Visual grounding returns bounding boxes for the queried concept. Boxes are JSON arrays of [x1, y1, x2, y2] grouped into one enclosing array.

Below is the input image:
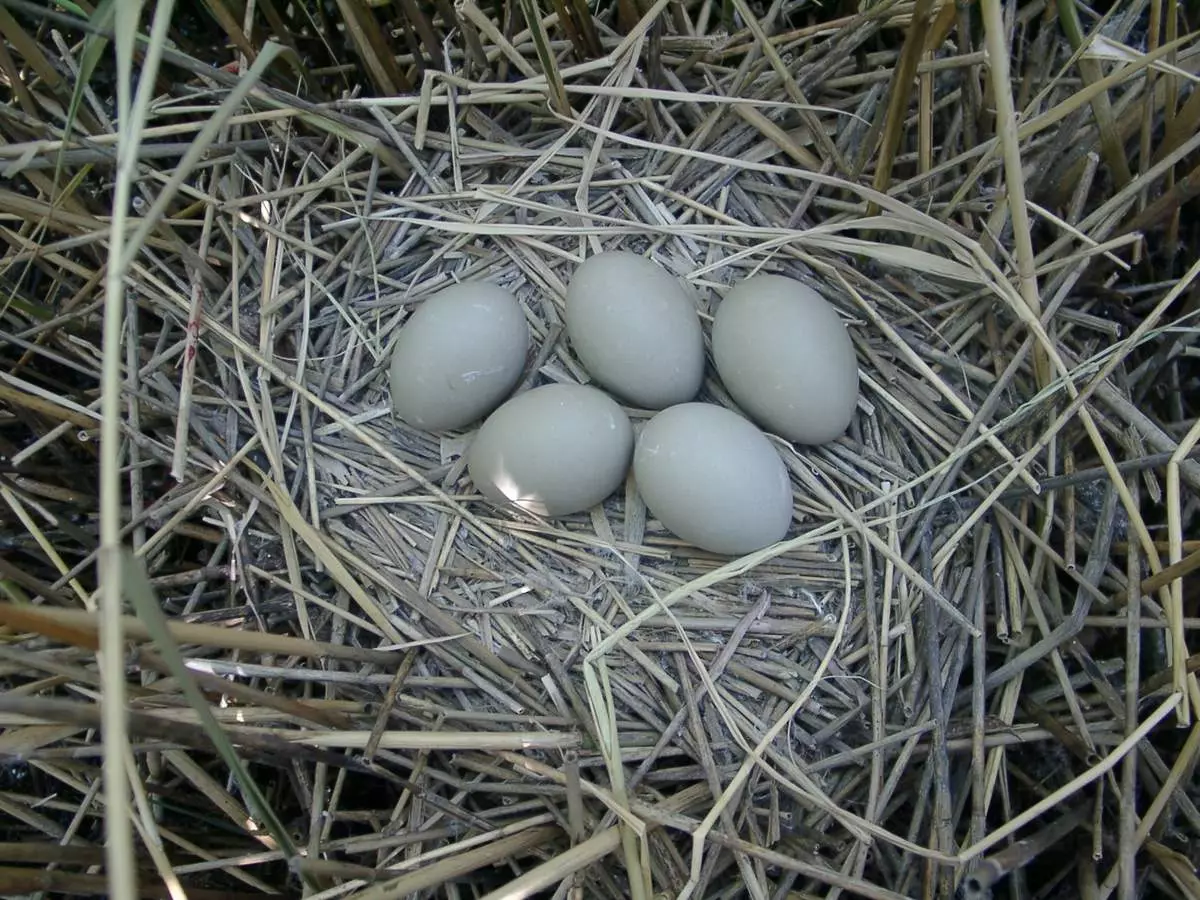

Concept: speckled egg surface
[[712, 274, 858, 445], [467, 383, 634, 518], [389, 281, 529, 433], [633, 403, 792, 555], [565, 251, 705, 409]]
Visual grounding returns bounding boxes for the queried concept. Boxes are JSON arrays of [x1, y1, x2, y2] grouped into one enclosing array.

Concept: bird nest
[[0, 2, 1198, 900]]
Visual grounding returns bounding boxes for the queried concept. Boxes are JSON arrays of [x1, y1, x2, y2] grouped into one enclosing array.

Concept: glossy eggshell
[[712, 274, 858, 445], [389, 282, 529, 432], [467, 384, 634, 517], [633, 403, 793, 555], [565, 251, 705, 409]]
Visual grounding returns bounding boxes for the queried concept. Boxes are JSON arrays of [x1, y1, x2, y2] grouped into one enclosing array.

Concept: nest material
[[0, 1, 1199, 899]]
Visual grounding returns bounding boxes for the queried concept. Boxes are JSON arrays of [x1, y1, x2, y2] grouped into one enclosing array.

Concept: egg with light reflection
[[389, 281, 529, 433], [467, 384, 634, 517]]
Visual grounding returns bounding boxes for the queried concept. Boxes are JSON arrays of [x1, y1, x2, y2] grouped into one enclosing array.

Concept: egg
[[711, 274, 858, 445], [565, 251, 704, 409], [633, 403, 792, 555], [467, 384, 633, 517], [389, 281, 529, 432]]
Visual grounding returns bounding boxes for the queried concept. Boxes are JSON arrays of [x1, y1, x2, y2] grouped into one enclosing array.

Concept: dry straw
[[0, 0, 1198, 898]]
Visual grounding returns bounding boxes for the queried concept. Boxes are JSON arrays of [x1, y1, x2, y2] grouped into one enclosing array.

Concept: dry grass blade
[[1097, 715, 1200, 897], [545, 0, 588, 60], [979, 0, 1051, 388], [477, 828, 617, 900], [680, 537, 855, 898], [0, 866, 268, 900], [1145, 841, 1200, 897], [355, 826, 560, 900]]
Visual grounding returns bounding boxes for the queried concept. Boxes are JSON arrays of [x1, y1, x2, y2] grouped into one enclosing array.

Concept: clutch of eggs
[[387, 260, 859, 556]]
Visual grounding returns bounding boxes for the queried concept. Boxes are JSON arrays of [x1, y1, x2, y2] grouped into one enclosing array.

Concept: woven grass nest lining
[[294, 225, 872, 703], [2, 0, 1200, 898]]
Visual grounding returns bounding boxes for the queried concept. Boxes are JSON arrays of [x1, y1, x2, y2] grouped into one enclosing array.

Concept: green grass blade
[[100, 2, 174, 896], [52, 0, 115, 194], [121, 550, 302, 865]]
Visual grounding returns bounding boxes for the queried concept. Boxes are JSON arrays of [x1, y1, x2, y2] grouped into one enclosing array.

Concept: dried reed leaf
[[0, 602, 403, 665], [518, 0, 570, 116], [334, 0, 411, 93]]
